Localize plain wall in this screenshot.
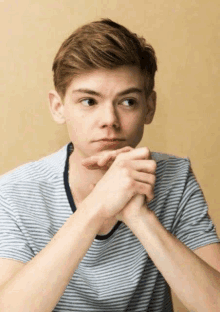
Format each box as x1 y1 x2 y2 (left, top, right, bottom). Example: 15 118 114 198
1 0 220 311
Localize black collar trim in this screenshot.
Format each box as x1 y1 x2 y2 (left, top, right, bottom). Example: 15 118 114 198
63 142 122 240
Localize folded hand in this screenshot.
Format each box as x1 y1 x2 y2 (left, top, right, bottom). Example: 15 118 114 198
82 146 156 223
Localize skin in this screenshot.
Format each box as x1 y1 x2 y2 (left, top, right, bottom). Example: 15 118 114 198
1 66 218 312
49 65 156 207
0 66 157 310
82 146 157 224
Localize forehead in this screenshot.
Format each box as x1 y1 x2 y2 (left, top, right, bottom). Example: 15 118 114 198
66 65 145 93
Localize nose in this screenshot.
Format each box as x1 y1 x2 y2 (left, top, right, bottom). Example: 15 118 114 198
99 103 120 129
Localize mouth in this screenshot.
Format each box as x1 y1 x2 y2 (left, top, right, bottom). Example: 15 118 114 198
94 140 124 146
98 139 123 142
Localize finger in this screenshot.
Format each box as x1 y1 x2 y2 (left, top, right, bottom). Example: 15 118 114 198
131 170 156 186
135 181 155 203
130 159 157 174
113 146 133 158
118 159 157 175
82 158 111 170
82 146 133 168
116 147 152 162
98 147 133 167
82 155 100 166
98 153 113 167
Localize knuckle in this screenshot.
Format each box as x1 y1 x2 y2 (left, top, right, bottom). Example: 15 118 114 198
117 158 128 167
146 183 154 195
121 166 131 177
150 160 157 171
103 152 110 159
126 176 135 189
126 146 134 153
141 183 147 193
145 183 151 191
143 147 151 158
147 194 154 203
111 150 117 158
150 174 156 185
146 187 155 201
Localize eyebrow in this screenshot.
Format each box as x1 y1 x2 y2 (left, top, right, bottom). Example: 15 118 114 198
72 87 143 97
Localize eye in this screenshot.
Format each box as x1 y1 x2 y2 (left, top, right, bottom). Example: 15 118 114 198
121 98 137 107
80 98 97 106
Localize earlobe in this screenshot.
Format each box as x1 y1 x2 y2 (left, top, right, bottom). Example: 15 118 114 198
48 90 66 124
145 91 157 125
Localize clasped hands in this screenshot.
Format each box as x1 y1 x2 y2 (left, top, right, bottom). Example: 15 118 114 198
81 146 157 223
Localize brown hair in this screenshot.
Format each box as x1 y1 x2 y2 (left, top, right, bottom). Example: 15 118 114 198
52 18 157 100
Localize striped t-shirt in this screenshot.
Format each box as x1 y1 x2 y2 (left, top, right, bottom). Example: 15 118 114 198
0 142 219 311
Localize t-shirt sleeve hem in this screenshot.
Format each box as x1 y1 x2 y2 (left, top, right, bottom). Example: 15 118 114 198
182 234 220 251
0 251 34 264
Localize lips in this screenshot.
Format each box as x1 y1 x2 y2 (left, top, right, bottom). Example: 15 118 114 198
96 138 124 141
96 140 123 146
99 139 122 142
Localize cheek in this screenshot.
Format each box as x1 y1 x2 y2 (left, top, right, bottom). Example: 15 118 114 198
64 106 85 123
123 113 144 129
66 115 88 138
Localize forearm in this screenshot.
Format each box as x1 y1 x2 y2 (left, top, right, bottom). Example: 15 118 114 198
124 208 220 312
0 198 104 312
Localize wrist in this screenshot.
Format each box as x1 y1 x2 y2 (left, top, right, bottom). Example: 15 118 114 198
78 194 107 230
123 205 158 229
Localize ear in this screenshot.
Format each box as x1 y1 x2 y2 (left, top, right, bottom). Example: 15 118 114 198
48 90 66 124
145 91 157 125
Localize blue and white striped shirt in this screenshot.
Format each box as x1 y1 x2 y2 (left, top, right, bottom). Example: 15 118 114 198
0 142 219 311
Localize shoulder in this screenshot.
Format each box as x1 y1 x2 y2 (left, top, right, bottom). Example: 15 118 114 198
151 150 190 164
0 143 69 192
151 151 191 176
149 151 196 201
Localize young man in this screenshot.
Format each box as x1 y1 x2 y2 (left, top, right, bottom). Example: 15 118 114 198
0 18 220 312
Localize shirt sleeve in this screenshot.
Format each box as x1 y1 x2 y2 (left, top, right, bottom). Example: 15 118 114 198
0 192 34 263
172 158 220 250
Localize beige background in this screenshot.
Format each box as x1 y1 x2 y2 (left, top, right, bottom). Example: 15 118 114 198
1 0 219 310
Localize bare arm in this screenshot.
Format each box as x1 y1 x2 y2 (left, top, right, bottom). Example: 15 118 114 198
0 197 105 312
0 147 152 312
124 208 220 312
85 147 220 311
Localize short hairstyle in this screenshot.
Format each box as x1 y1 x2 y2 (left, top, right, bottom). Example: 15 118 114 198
52 18 157 100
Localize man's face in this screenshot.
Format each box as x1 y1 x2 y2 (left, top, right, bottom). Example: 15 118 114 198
59 65 155 159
